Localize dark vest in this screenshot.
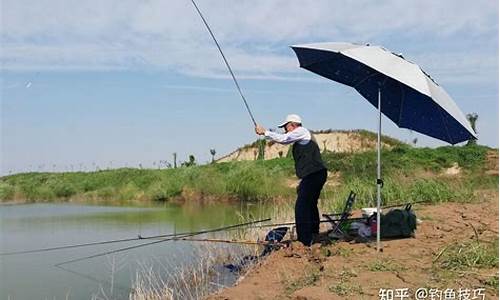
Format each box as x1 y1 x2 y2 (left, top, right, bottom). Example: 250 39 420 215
292 134 326 179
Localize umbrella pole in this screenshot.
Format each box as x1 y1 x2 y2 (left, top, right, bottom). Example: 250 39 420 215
377 88 382 252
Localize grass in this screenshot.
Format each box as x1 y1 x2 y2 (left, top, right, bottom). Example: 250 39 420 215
484 275 499 290
432 239 499 293
320 144 495 212
367 258 407 272
0 144 496 206
0 159 294 203
282 266 321 295
329 281 363 297
328 267 363 296
336 247 353 258
435 240 499 271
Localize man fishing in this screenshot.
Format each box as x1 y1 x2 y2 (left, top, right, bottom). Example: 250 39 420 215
255 114 327 246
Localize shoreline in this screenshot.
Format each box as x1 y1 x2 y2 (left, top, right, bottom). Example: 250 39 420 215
207 190 500 299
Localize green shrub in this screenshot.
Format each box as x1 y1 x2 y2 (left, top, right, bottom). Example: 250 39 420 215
0 182 15 200
52 183 76 198
96 187 117 199
147 180 183 201
35 185 56 200
118 182 142 200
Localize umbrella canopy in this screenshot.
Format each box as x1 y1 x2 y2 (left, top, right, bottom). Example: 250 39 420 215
290 42 477 144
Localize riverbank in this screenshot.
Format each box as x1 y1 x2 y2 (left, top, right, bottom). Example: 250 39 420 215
208 190 499 299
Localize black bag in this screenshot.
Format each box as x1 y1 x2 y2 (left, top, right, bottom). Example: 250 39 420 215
380 204 417 238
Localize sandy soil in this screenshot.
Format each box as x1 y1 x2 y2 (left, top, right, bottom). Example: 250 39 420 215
217 131 393 162
208 191 499 300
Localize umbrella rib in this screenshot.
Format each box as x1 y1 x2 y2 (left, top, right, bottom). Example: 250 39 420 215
352 71 380 90
438 108 453 143
397 82 406 125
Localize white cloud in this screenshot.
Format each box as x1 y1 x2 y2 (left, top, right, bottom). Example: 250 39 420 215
411 52 499 85
1 0 497 82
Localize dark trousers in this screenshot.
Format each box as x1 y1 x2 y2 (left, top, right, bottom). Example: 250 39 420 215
295 168 327 246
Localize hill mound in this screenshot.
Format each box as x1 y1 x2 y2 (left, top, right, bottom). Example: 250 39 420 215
217 129 403 162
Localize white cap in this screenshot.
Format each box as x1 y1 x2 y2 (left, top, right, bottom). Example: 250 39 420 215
278 114 302 127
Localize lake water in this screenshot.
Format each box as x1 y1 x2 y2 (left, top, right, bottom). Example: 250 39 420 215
0 202 267 300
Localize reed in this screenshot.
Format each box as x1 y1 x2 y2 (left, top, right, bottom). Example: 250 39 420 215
130 240 260 300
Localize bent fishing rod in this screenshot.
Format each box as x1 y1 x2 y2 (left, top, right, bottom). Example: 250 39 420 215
189 0 257 126
0 218 270 256
55 218 270 267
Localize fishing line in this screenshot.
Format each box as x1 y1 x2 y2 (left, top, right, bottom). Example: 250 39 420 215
189 0 257 126
55 234 193 267
54 218 270 266
0 231 192 256
54 264 133 295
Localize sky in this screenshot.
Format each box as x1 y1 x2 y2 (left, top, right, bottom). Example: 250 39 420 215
1 0 498 174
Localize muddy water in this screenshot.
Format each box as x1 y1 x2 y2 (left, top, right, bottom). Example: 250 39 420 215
0 201 268 299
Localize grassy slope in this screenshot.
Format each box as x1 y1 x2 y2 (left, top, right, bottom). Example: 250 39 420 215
0 144 497 207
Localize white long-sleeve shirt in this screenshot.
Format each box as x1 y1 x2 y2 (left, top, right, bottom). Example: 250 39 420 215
264 127 311 145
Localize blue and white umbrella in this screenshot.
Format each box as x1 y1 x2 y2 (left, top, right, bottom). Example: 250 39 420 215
291 42 476 251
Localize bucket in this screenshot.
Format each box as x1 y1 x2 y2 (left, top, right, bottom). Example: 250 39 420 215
362 207 378 217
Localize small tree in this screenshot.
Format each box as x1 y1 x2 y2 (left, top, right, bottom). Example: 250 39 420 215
466 113 479 146
182 155 196 167
210 149 216 163
257 139 266 160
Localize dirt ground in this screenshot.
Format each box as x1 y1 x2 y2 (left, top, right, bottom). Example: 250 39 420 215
208 191 499 300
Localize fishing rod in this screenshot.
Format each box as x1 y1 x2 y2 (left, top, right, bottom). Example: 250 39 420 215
0 218 270 256
381 200 427 209
189 0 257 126
177 237 281 246
55 218 270 267
253 217 368 228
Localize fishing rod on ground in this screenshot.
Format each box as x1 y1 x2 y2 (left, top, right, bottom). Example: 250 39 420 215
254 217 368 228
256 201 428 230
189 0 257 127
177 237 281 246
0 218 270 256
381 200 428 209
54 218 270 267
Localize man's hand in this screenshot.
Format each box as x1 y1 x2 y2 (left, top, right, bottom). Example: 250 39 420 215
255 124 266 135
